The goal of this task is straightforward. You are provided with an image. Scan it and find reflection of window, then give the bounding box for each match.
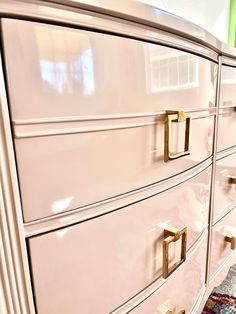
[36,26,95,95]
[221,66,236,84]
[71,49,95,95]
[148,49,199,92]
[40,60,67,93]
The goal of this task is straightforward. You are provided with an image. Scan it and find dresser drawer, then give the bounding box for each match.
[218,65,236,152]
[214,153,236,221]
[3,18,215,221]
[208,250,236,296]
[16,113,213,221]
[2,19,217,120]
[220,65,236,109]
[28,167,210,314]
[217,108,236,152]
[128,232,207,314]
[210,207,236,278]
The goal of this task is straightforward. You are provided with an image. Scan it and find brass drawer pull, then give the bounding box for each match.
[164,110,191,162]
[225,235,236,250]
[228,176,236,185]
[166,311,185,314]
[163,226,187,279]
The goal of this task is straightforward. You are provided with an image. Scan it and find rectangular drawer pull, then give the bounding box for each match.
[164,111,191,162]
[166,311,185,314]
[225,235,236,250]
[228,176,236,185]
[163,226,187,279]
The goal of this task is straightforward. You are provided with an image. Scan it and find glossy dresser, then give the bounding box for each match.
[1,1,236,314]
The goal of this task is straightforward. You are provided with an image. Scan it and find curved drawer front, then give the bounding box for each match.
[217,108,236,152]
[218,65,236,152]
[128,233,207,314]
[209,251,236,292]
[2,19,217,120]
[15,114,213,221]
[28,168,210,314]
[3,18,215,221]
[214,153,236,221]
[220,65,236,109]
[210,207,236,278]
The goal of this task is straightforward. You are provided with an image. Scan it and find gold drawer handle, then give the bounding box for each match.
[228,176,236,185]
[166,311,185,314]
[225,235,236,250]
[163,226,187,279]
[164,110,191,162]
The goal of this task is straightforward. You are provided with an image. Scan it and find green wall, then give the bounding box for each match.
[228,0,236,45]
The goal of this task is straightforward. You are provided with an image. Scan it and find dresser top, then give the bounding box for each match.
[1,0,236,58]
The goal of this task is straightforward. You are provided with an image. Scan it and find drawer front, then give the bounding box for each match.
[214,153,236,221]
[217,108,236,152]
[2,19,217,120]
[28,168,210,314]
[210,207,236,278]
[220,65,236,108]
[218,65,236,152]
[3,18,215,221]
[16,114,213,222]
[208,252,236,295]
[129,233,207,314]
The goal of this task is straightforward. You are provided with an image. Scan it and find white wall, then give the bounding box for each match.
[140,0,230,43]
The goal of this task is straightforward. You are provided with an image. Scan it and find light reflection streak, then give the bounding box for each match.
[56,228,72,239]
[52,196,74,214]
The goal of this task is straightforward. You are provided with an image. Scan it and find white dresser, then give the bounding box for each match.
[1,1,236,313]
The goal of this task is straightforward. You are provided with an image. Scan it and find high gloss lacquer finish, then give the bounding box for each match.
[2,1,236,314]
[1,20,216,222]
[15,112,213,222]
[210,207,236,278]
[214,153,236,222]
[217,108,236,152]
[129,233,207,314]
[2,19,217,119]
[217,65,236,152]
[28,168,210,314]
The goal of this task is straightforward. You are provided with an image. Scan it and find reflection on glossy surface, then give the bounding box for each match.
[37,26,95,95]
[194,221,205,230]
[28,168,210,313]
[56,228,71,239]
[16,115,214,221]
[52,196,74,214]
[131,233,207,314]
[211,209,236,277]
[214,154,236,221]
[3,19,215,222]
[217,109,236,151]
[218,66,236,151]
[220,65,236,107]
[145,46,199,93]
[2,19,217,119]
[220,225,236,237]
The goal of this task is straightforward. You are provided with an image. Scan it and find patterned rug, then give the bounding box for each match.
[202,293,236,313]
[202,265,236,313]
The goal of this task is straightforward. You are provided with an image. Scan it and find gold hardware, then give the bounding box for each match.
[228,176,236,185]
[164,110,191,162]
[225,235,236,250]
[163,226,187,279]
[166,311,185,314]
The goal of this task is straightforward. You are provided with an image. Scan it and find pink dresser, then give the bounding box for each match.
[0,1,236,314]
